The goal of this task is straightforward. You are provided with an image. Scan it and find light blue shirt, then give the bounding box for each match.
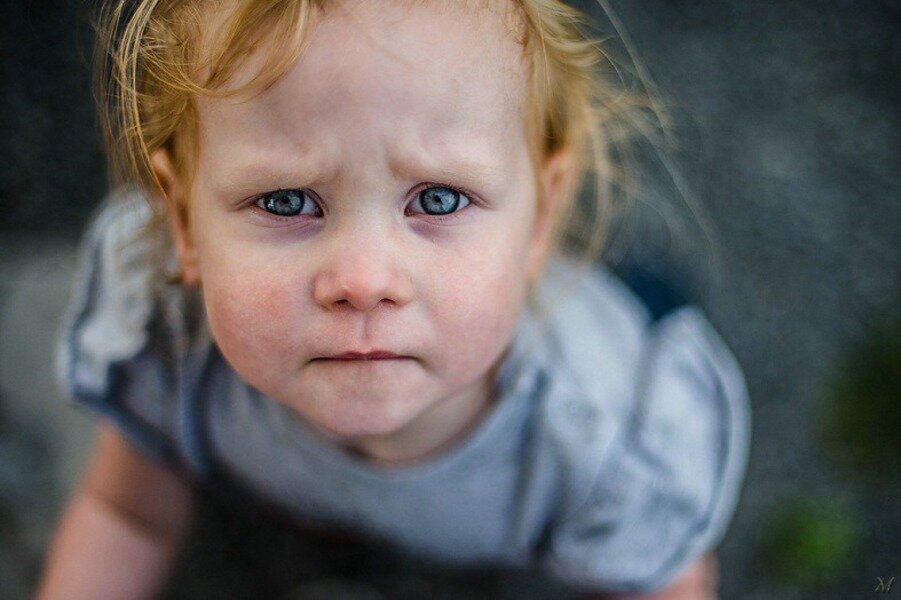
[58,194,750,593]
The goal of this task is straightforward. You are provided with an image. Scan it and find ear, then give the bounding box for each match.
[151,150,200,287]
[527,150,573,282]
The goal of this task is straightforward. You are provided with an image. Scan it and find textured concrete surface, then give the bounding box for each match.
[1,0,899,598]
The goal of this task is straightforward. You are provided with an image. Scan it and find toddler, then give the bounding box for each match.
[38,0,750,597]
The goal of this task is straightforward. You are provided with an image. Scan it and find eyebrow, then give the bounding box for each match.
[218,138,510,201]
[216,152,335,202]
[388,140,509,189]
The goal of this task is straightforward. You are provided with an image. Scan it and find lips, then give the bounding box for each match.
[325,350,405,360]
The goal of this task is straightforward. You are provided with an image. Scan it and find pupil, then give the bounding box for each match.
[265,190,304,216]
[422,188,459,215]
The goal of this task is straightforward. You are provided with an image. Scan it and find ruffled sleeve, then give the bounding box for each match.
[56,192,187,466]
[543,305,751,594]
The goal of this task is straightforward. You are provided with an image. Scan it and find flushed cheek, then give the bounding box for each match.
[430,259,527,385]
[202,271,303,388]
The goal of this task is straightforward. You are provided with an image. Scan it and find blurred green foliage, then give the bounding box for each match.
[818,315,901,481]
[758,497,862,586]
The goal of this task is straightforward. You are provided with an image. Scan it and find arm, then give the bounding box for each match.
[36,423,196,599]
[582,552,719,600]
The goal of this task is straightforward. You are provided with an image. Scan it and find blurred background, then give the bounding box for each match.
[0,0,898,598]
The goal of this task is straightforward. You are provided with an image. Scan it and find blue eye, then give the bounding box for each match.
[256,189,319,217]
[410,186,471,216]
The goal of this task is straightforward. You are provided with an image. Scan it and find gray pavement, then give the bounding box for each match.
[0,236,95,598]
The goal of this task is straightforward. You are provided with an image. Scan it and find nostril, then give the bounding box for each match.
[314,269,412,312]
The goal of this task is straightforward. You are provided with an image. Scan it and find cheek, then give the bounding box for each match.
[201,266,301,385]
[189,206,302,366]
[429,232,532,385]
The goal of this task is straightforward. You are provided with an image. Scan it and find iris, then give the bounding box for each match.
[420,187,460,215]
[263,189,305,216]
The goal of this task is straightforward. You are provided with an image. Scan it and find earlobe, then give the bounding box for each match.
[150,150,200,287]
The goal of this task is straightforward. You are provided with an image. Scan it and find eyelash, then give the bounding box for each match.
[251,184,475,223]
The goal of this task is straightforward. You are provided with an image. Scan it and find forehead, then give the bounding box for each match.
[195,0,530,182]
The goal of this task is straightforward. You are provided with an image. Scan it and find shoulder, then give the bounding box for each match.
[57,190,206,468]
[528,255,680,437]
[527,256,750,593]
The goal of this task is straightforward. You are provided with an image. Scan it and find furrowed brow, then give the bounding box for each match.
[389,141,508,189]
[213,152,334,202]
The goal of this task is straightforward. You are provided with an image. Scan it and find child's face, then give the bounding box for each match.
[162,1,560,461]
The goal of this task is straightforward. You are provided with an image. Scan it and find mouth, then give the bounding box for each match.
[316,350,408,361]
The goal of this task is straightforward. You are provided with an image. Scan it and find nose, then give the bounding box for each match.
[313,238,414,313]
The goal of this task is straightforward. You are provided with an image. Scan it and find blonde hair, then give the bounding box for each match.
[95,0,663,308]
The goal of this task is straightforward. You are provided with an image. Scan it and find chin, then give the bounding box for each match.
[286,391,429,441]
